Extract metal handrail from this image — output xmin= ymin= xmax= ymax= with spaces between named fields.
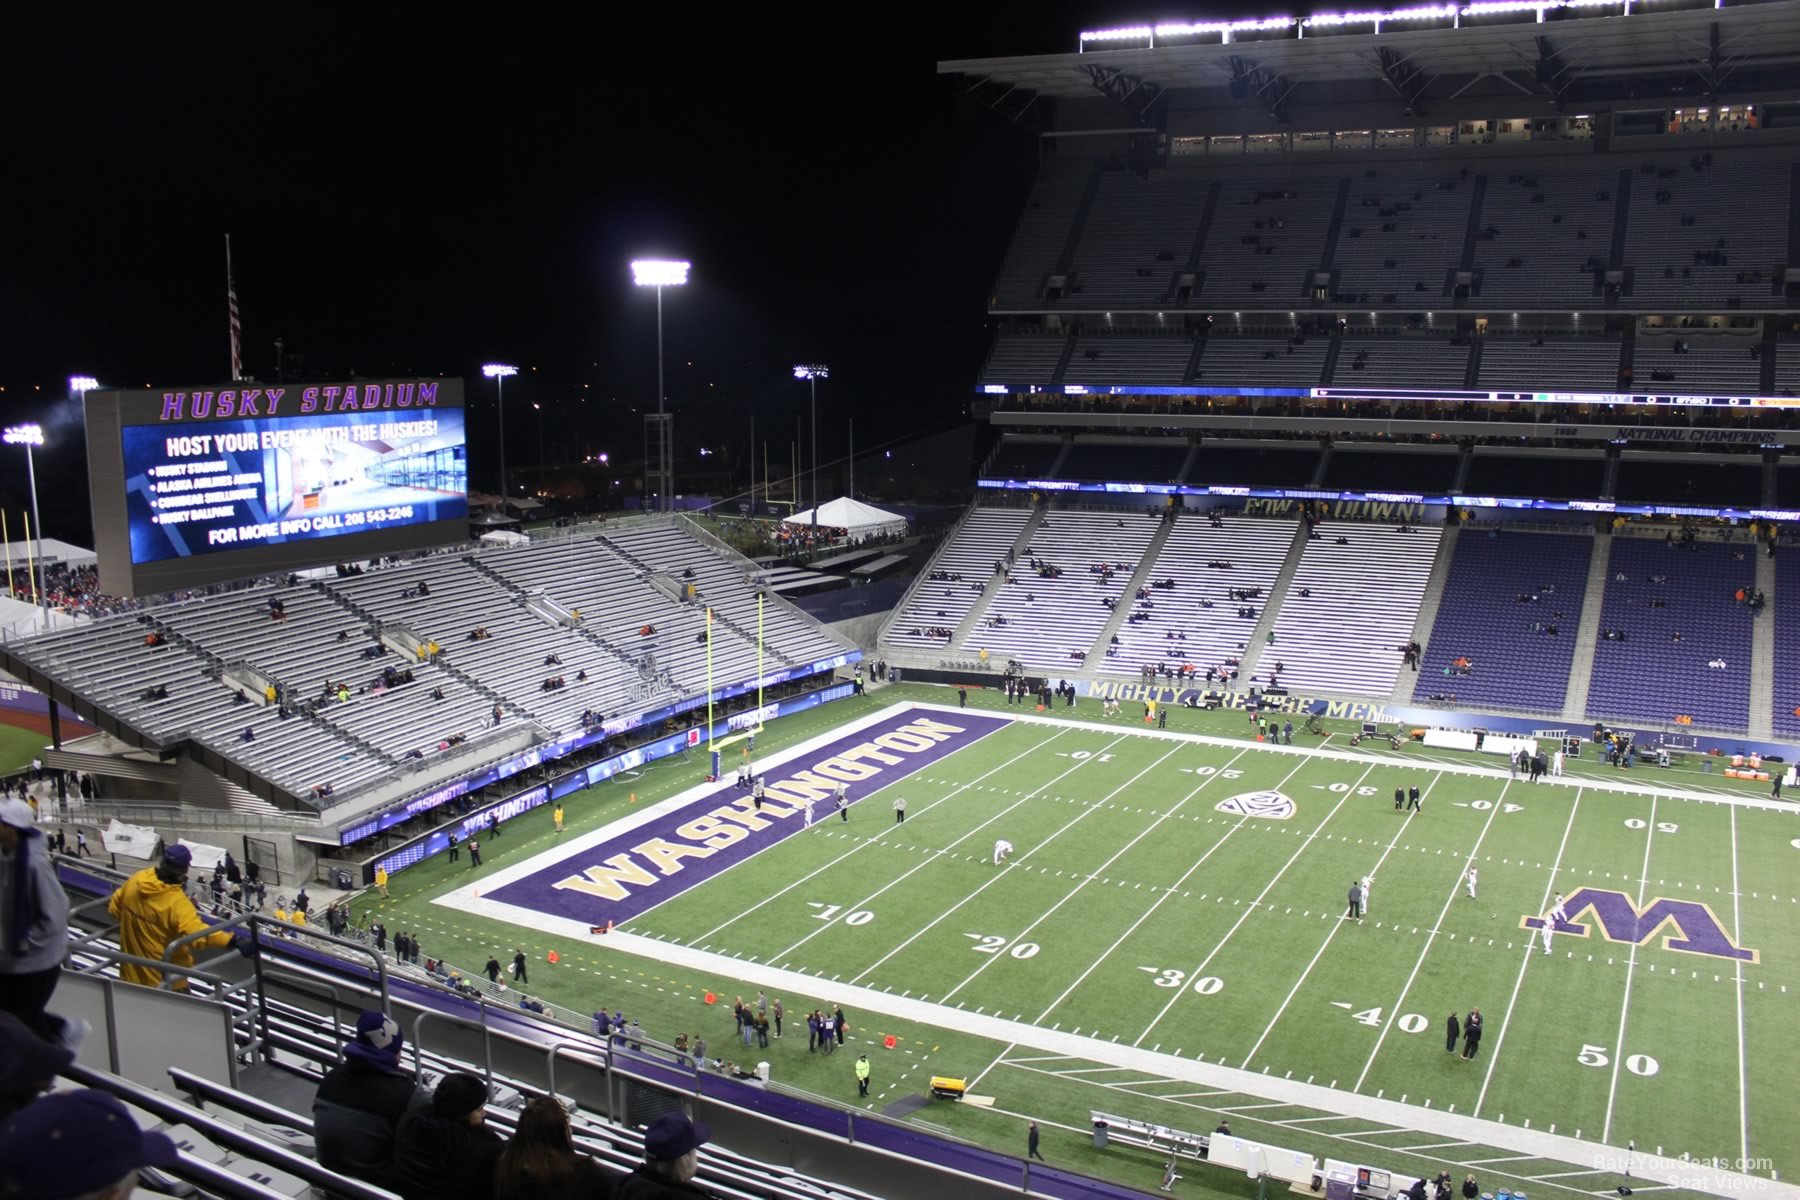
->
xmin=161 ymin=911 xmax=391 ymax=1010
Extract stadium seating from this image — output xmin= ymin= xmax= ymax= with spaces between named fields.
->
xmin=1101 ymin=515 xmax=1298 ymax=678
xmin=1472 ymin=165 xmax=1618 ymax=307
xmin=980 ymin=333 xmax=1068 ymax=385
xmin=1477 ymin=335 xmax=1623 ymax=392
xmin=1264 ymin=524 xmax=1444 ymax=694
xmin=992 ymin=157 xmax=1092 ymax=309
xmin=1633 ymin=330 xmax=1762 ymax=396
xmin=1198 ymin=177 xmax=1336 ymax=308
xmin=887 ymin=507 xmax=1033 ymax=649
xmin=1059 ymin=438 xmax=1190 ymax=482
xmin=1333 ymin=169 xmax=1470 ymax=304
xmin=1066 ymin=334 xmax=1195 ymax=385
xmin=1193 ymin=330 xmax=1328 ymax=387
xmin=1774 ymin=551 xmax=1800 ymax=738
xmin=961 ymin=509 xmax=1163 ymax=670
xmin=1333 ymin=336 xmax=1471 ymax=388
xmin=5 ymin=520 xmax=849 ymax=806
xmin=1621 ymin=154 xmax=1790 ymax=310
xmin=1413 ymin=530 xmax=1594 ymax=713
xmin=1065 ymin=169 xmax=1208 ymax=308
xmin=1774 ymin=338 xmax=1800 ymax=394
xmin=985 ymin=437 xmax=1063 ymax=478
xmin=1584 ymin=536 xmax=1755 ymax=731
xmin=1463 ymin=449 xmax=1606 ymax=500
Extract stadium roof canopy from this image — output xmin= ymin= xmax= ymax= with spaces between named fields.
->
xmin=939 ymin=0 xmax=1800 ymax=121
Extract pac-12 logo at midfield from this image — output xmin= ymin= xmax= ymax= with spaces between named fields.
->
xmin=1216 ymin=791 xmax=1296 ymax=820
xmin=1522 ymin=887 xmax=1759 ymax=963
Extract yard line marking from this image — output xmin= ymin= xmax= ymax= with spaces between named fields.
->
xmin=1729 ymin=802 xmax=1749 ymax=1163
xmin=1133 ymin=761 xmax=1380 ymax=1048
xmin=1034 ymin=748 xmax=1311 ymax=1025
xmin=845 ymin=741 xmax=1183 ymax=986
xmin=1394 ymin=1141 xmax=1478 ymax=1153
xmin=942 ymin=746 xmax=1252 ymax=1005
xmin=1475 ymin=789 xmax=1584 ymax=1117
xmin=1347 ymin=775 xmax=1506 ymax=1088
xmin=682 ymin=724 xmax=1072 ymax=945
xmin=1248 ymin=772 xmax=1451 ymax=1073
xmin=1602 ymin=795 xmax=1657 ymax=1144
xmin=1465 ymin=1155 xmax=1536 ymax=1165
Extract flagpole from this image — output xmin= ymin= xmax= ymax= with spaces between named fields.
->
xmin=22 ymin=512 xmax=38 ymax=611
xmin=226 ymin=234 xmax=242 ymax=382
xmin=2 ymin=511 xmax=13 ymax=599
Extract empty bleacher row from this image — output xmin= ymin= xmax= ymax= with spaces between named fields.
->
xmin=962 ymin=509 xmax=1164 ymax=670
xmin=1102 ymin=516 xmax=1298 ymax=679
xmin=5 ymin=519 xmax=851 ymax=807
xmin=1633 ymin=329 xmax=1763 ymax=396
xmin=1584 ymin=536 xmax=1756 ymax=731
xmin=1262 ymin=524 xmax=1444 ymax=696
xmin=984 ymin=329 xmax=1631 ymax=393
xmin=1413 ymin=531 xmax=1594 ymax=713
xmin=1774 ymin=551 xmax=1800 ymax=739
xmin=989 ymin=149 xmax=1794 ymax=313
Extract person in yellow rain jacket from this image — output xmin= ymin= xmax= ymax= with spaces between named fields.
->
xmin=107 ymin=845 xmax=240 ymax=989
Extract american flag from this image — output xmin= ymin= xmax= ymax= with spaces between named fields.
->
xmin=226 ymin=234 xmax=243 ymax=382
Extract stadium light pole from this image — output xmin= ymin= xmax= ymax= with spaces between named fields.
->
xmin=632 ymin=259 xmax=690 ymax=513
xmin=482 ymin=364 xmax=518 ymax=513
xmin=2 ymin=423 xmax=48 ymax=621
xmin=68 ymin=375 xmax=100 ymax=401
xmin=793 ymin=364 xmax=828 ymax=539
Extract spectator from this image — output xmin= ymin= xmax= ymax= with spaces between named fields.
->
xmin=313 ymin=1011 xmax=424 ymax=1187
xmin=0 ymin=798 xmax=81 ymax=1049
xmin=0 ymin=1009 xmax=73 ymax=1119
xmin=0 ymin=1088 xmax=182 ymax=1200
xmin=393 ymin=1071 xmax=504 ymax=1200
xmin=106 ymin=845 xmax=244 ymax=990
xmin=614 ymin=1112 xmax=720 ymax=1199
xmin=493 ymin=1095 xmax=615 ymax=1200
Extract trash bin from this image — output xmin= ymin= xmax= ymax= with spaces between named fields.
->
xmin=1701 ymin=759 xmax=1712 ymax=775
xmin=755 ymin=1061 xmax=770 ymax=1082
xmin=1092 ymin=1120 xmax=1108 ymax=1150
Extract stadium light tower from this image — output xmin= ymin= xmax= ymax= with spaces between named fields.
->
xmin=632 ymin=259 xmax=690 ymax=512
xmin=482 ymin=364 xmax=519 ymax=512
xmin=68 ymin=375 xmax=100 ymax=398
xmin=793 ymin=364 xmax=828 ymax=538
xmin=2 ymin=423 xmax=48 ymax=620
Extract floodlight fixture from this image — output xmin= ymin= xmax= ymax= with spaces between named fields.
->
xmin=482 ymin=363 xmax=519 ymax=379
xmin=793 ymin=364 xmax=829 ymax=381
xmin=68 ymin=375 xmax=101 ymax=395
xmin=3 ymin=424 xmax=46 ymax=447
xmin=631 ymin=259 xmax=691 ymax=288
xmin=4 ymin=424 xmax=48 ymax=620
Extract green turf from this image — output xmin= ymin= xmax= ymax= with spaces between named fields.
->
xmin=0 ymin=722 xmax=50 ymax=778
xmin=369 ymin=684 xmax=1794 ymax=1199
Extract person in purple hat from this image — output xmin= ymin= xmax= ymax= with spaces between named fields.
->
xmin=614 ymin=1111 xmax=721 ymax=1198
xmin=312 ymin=1010 xmax=425 ymax=1187
xmin=0 ymin=1087 xmax=181 ymax=1200
xmin=0 ymin=796 xmax=83 ymax=1048
xmin=107 ymin=843 xmax=248 ymax=990
xmin=0 ymin=1009 xmax=73 ymax=1119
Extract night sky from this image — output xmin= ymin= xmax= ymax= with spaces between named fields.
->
xmin=0 ymin=4 xmax=1175 ymax=543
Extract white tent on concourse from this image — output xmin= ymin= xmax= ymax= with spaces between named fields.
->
xmin=781 ymin=497 xmax=907 ymax=538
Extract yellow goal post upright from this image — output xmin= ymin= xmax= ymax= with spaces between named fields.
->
xmin=706 ymin=591 xmax=769 ymax=781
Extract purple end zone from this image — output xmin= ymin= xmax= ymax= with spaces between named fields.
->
xmin=485 ymin=708 xmax=1011 ymax=926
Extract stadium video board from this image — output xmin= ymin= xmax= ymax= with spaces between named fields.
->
xmin=86 ymin=379 xmax=468 ymax=596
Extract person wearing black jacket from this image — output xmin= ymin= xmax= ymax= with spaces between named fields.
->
xmin=393 ymin=1072 xmax=503 ymax=1200
xmin=1444 ymin=1011 xmax=1460 ymax=1054
xmin=312 ymin=1011 xmax=425 ymax=1188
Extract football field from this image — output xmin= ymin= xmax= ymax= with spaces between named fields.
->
xmin=438 ymin=699 xmax=1798 ymax=1196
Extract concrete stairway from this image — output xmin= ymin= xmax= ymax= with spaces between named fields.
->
xmin=1080 ymin=517 xmax=1178 ymax=667
xmin=1236 ymin=522 xmax=1313 ymax=684
xmin=1390 ymin=525 xmax=1459 ymax=702
xmin=1749 ymin=547 xmax=1776 ymax=739
xmin=1560 ymin=532 xmax=1613 ymax=721
xmin=950 ymin=506 xmax=1050 ymax=647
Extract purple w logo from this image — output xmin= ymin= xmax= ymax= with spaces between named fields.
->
xmin=1522 ymin=887 xmax=1757 ymax=963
